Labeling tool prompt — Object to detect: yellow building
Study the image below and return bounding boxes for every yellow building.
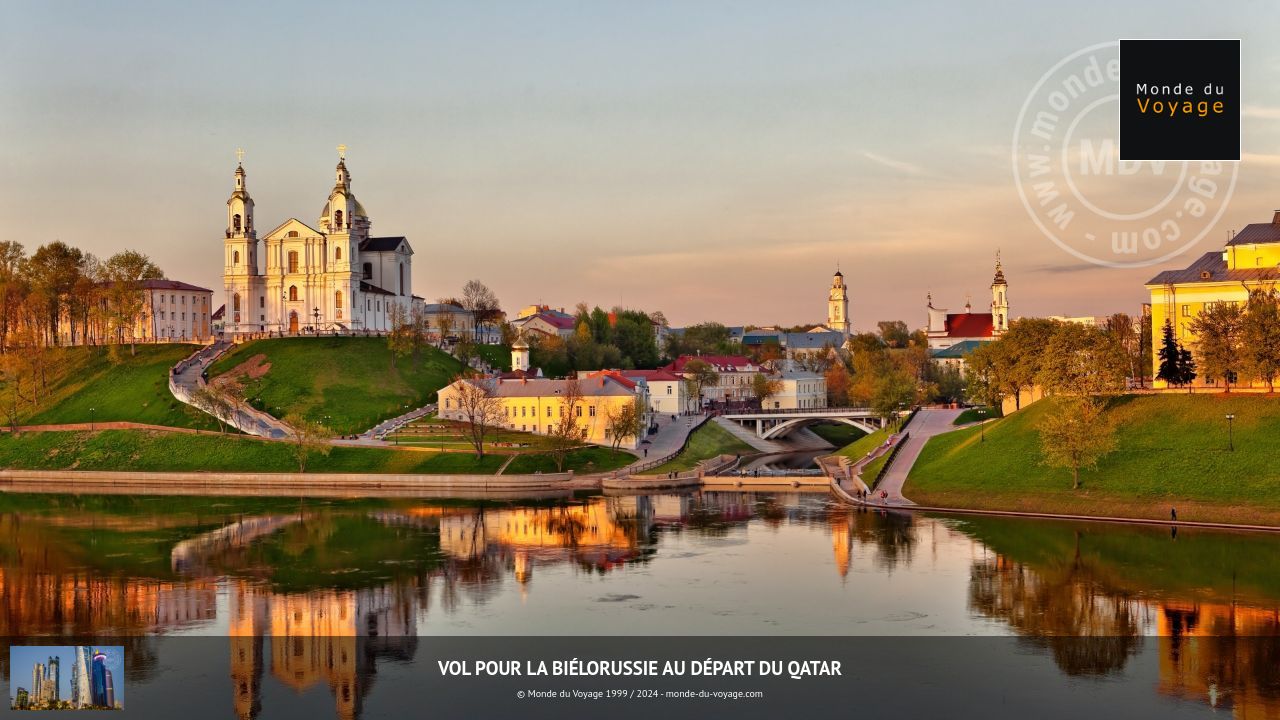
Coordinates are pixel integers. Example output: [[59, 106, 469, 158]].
[[437, 372, 648, 450], [1145, 210, 1280, 389]]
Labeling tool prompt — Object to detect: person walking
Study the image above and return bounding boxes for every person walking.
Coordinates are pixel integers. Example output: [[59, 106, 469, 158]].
[[1171, 507, 1177, 522]]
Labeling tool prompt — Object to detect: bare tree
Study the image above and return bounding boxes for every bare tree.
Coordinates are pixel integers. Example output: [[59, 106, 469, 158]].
[[547, 377, 585, 471], [451, 375, 504, 458], [190, 384, 232, 434], [605, 397, 644, 450], [461, 279, 503, 327]]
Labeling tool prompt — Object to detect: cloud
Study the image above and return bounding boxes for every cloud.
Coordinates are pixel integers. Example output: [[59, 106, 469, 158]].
[[1244, 105, 1280, 120], [860, 150, 932, 177]]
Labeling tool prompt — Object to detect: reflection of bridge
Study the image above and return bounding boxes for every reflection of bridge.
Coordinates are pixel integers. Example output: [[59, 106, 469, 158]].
[[721, 407, 883, 439]]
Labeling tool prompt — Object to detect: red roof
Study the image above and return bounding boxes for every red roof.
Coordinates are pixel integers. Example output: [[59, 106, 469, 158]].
[[622, 369, 682, 382], [664, 355, 757, 373], [582, 370, 638, 390], [944, 313, 994, 339]]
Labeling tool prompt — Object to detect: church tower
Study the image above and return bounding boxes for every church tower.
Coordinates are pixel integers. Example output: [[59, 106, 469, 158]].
[[827, 268, 850, 337], [224, 151, 262, 332], [990, 251, 1009, 335]]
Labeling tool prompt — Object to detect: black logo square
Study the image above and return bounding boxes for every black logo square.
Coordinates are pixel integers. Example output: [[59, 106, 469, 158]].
[[1119, 39, 1240, 161]]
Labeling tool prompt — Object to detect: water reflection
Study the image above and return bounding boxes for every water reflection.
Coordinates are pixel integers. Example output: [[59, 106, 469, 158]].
[[6, 494, 1280, 717]]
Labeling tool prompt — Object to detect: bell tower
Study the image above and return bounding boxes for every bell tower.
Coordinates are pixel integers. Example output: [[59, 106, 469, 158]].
[[827, 268, 850, 338], [225, 150, 258, 277], [990, 251, 1009, 335]]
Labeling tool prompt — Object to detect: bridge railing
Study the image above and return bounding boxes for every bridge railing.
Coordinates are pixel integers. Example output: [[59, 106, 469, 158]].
[[722, 406, 876, 417]]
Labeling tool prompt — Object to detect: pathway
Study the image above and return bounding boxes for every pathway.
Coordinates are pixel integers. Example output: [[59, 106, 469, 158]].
[[169, 341, 293, 440], [619, 413, 708, 473], [873, 407, 965, 506]]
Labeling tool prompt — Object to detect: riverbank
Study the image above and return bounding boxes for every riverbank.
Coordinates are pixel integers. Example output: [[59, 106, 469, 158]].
[[905, 395, 1280, 527]]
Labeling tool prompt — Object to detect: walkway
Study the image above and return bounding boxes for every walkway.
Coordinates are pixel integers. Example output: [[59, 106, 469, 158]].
[[874, 407, 965, 506], [169, 341, 292, 440], [620, 413, 708, 473], [361, 403, 437, 442]]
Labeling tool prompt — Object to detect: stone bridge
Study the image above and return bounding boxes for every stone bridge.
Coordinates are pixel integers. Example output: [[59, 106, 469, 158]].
[[720, 407, 884, 439]]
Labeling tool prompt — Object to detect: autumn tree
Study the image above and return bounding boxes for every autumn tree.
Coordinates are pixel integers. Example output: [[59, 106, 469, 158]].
[[1037, 322, 1127, 397], [452, 375, 504, 458], [102, 250, 164, 354], [1190, 301, 1245, 391], [605, 397, 644, 451], [749, 372, 783, 406], [1038, 396, 1115, 489], [824, 362, 851, 406], [1241, 288, 1280, 391]]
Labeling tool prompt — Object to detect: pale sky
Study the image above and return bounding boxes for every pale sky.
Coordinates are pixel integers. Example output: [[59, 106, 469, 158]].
[[3, 1, 1279, 329]]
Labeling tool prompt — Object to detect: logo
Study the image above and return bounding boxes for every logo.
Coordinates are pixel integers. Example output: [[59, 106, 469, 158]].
[[1012, 41, 1238, 268]]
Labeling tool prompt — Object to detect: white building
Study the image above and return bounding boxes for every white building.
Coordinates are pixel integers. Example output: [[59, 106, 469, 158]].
[[222, 150, 415, 337], [771, 364, 828, 409]]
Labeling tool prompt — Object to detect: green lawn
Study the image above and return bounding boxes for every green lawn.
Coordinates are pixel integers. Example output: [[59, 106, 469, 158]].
[[862, 451, 891, 486], [648, 421, 755, 473], [909, 394, 1280, 525], [0, 430, 505, 474], [470, 343, 511, 372], [503, 446, 634, 474], [809, 422, 866, 447], [20, 344, 219, 430], [834, 426, 890, 460], [207, 337, 462, 434], [953, 406, 1000, 425]]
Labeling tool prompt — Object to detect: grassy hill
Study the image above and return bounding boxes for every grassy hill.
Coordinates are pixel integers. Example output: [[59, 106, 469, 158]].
[[0, 430, 506, 474], [649, 421, 755, 473], [19, 344, 217, 430], [909, 394, 1280, 525], [207, 337, 462, 435]]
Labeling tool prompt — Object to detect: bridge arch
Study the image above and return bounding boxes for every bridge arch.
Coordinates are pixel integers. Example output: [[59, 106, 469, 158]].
[[760, 416, 881, 440]]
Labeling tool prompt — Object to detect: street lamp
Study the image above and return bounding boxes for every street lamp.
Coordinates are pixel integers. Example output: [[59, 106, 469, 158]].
[[978, 408, 987, 443], [1226, 413, 1235, 452], [89, 407, 95, 432], [312, 307, 321, 333]]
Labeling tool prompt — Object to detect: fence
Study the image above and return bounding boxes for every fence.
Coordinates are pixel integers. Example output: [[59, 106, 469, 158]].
[[620, 414, 713, 475], [869, 431, 910, 489]]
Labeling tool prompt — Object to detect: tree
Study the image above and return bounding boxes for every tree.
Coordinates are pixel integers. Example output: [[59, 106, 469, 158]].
[[284, 412, 332, 471], [964, 341, 1003, 409], [871, 366, 916, 422], [1036, 323, 1127, 397], [1189, 301, 1245, 391], [605, 397, 644, 451], [1177, 345, 1197, 390], [1156, 318, 1181, 386], [1241, 288, 1280, 391], [451, 375, 503, 458], [681, 359, 719, 412], [102, 250, 164, 354], [1038, 396, 1115, 489], [1104, 312, 1139, 383], [26, 241, 89, 346], [824, 362, 851, 406], [749, 372, 783, 406], [547, 376, 585, 471], [189, 384, 233, 434], [460, 279, 503, 326], [877, 320, 910, 348], [0, 241, 26, 352]]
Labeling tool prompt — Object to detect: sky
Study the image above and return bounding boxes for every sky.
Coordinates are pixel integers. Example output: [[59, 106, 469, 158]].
[[9, 645, 125, 705], [3, 1, 1280, 329]]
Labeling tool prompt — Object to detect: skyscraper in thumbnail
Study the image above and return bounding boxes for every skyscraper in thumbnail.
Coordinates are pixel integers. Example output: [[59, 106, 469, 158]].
[[32, 662, 43, 704], [47, 656, 60, 703], [92, 650, 108, 707], [105, 668, 115, 708], [72, 646, 94, 708]]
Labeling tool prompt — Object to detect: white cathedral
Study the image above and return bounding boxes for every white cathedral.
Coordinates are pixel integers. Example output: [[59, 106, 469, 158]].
[[222, 150, 415, 336]]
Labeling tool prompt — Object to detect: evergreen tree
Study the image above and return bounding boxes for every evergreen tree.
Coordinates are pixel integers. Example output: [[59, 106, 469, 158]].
[[1177, 345, 1197, 390], [1156, 319, 1181, 385]]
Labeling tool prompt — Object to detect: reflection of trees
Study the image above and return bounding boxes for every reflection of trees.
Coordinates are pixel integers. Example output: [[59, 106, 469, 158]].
[[969, 537, 1143, 676], [841, 508, 918, 571]]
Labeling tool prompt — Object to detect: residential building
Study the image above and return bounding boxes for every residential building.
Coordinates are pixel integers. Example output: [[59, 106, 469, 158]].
[[618, 369, 685, 415], [419, 302, 474, 342], [437, 373, 649, 449], [1144, 209, 1280, 389], [511, 305, 576, 339], [770, 363, 828, 409], [55, 279, 215, 345], [222, 151, 415, 336], [663, 354, 764, 407]]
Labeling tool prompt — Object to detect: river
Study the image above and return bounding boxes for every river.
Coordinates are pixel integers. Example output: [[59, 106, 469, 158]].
[[2, 489, 1277, 717]]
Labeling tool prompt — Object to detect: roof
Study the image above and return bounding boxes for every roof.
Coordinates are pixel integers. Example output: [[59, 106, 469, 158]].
[[580, 370, 638, 390], [783, 331, 844, 350], [359, 236, 408, 252], [930, 339, 989, 359], [942, 313, 994, 339], [360, 281, 395, 296], [140, 279, 213, 293], [518, 312, 576, 330], [618, 369, 682, 382], [1226, 214, 1280, 246], [211, 304, 225, 320], [1146, 250, 1280, 285], [457, 375, 638, 399], [421, 302, 466, 313], [664, 355, 758, 373]]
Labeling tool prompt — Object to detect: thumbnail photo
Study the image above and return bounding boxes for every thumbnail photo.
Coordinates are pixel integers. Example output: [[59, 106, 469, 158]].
[[9, 646, 123, 711]]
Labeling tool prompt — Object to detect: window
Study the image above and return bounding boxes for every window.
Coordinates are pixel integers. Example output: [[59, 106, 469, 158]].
[[546, 406, 552, 418], [288, 251, 299, 273], [334, 209, 343, 228], [336, 246, 342, 261], [233, 250, 240, 265], [399, 263, 405, 295], [232, 293, 241, 312], [259, 296, 264, 308], [589, 406, 596, 417], [576, 406, 582, 417], [334, 290, 343, 309], [232, 214, 241, 232], [362, 262, 372, 280], [1182, 305, 1190, 317], [289, 285, 298, 301]]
